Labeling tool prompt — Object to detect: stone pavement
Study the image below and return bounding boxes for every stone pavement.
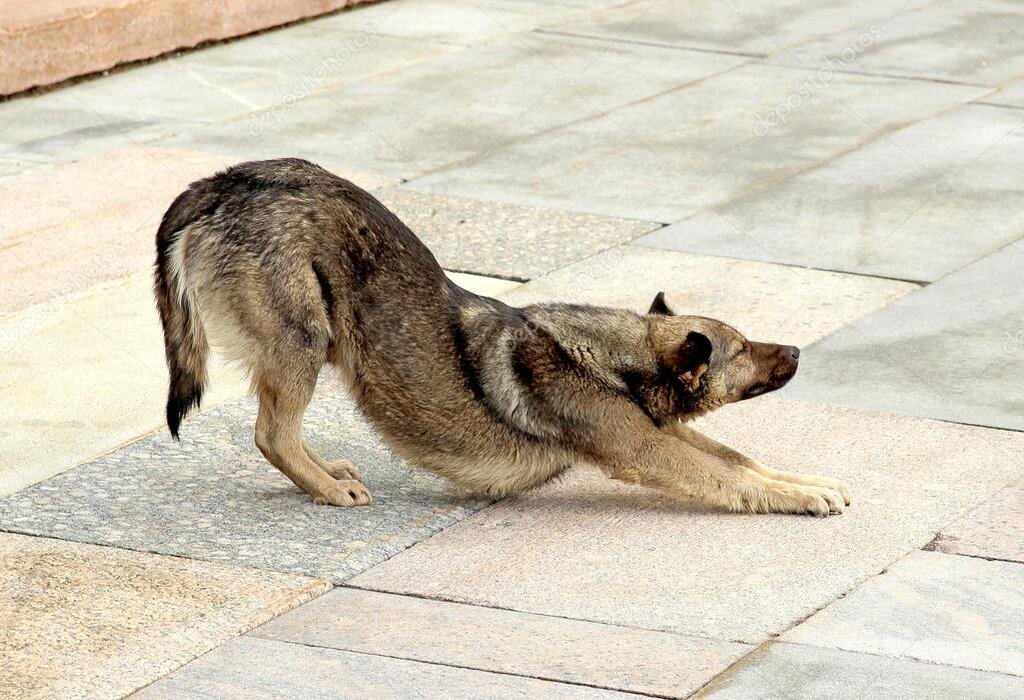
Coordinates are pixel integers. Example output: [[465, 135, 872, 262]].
[[1, 0, 1023, 697]]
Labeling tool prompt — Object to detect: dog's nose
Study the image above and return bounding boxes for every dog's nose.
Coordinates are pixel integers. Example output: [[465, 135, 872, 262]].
[[786, 345, 801, 362]]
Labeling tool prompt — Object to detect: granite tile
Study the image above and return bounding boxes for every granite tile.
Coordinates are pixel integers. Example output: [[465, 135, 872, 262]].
[[699, 642, 1024, 699], [134, 636, 635, 699], [634, 104, 1024, 282], [782, 550, 1024, 676], [160, 31, 744, 181], [254, 587, 751, 697], [0, 371, 489, 581], [539, 0, 934, 56], [778, 0, 1024, 86], [409, 63, 984, 221], [931, 478, 1024, 563], [499, 245, 917, 348], [0, 270, 249, 496], [349, 398, 1024, 643], [784, 244, 1024, 431], [378, 189, 660, 280], [0, 532, 328, 700]]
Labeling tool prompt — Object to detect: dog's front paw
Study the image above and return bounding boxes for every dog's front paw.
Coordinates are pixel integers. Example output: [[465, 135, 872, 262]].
[[323, 459, 363, 483], [769, 483, 844, 517], [313, 479, 373, 507]]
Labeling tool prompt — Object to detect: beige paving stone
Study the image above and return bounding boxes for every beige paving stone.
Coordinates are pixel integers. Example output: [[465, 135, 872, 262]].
[[782, 550, 1024, 676], [0, 532, 329, 700], [0, 146, 391, 315], [350, 399, 1024, 643], [135, 636, 635, 699], [500, 245, 917, 348], [932, 478, 1024, 564], [254, 587, 751, 697], [445, 271, 522, 297], [0, 270, 249, 496], [700, 642, 1024, 698]]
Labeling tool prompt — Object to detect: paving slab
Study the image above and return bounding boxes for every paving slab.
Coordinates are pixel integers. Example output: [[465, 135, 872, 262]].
[[0, 369, 489, 581], [540, 0, 933, 56], [784, 243, 1024, 431], [778, 0, 1024, 86], [634, 103, 1024, 282], [161, 31, 744, 181], [0, 532, 329, 700], [254, 587, 751, 697], [349, 398, 1024, 643], [134, 636, 635, 699], [699, 642, 1024, 699], [980, 80, 1024, 109], [377, 189, 659, 280], [499, 245, 916, 348], [783, 550, 1024, 676], [0, 270, 250, 496], [409, 63, 984, 221], [0, 147, 245, 314], [930, 478, 1024, 564]]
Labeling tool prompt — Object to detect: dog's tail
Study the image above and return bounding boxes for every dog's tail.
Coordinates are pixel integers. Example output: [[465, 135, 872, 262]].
[[154, 184, 214, 439]]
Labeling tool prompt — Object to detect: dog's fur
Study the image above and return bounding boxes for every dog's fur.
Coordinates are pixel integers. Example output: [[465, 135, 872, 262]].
[[155, 159, 850, 516]]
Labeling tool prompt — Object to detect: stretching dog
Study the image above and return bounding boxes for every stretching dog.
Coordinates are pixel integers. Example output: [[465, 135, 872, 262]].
[[155, 159, 850, 516]]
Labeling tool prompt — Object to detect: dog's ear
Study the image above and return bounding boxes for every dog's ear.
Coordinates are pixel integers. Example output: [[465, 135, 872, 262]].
[[662, 331, 712, 390], [648, 291, 674, 316]]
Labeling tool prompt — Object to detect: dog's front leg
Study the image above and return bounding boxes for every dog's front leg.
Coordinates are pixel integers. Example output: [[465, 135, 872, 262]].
[[666, 421, 851, 506], [601, 429, 844, 516]]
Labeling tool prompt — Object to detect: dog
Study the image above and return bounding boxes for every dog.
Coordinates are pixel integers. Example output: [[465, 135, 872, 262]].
[[154, 158, 850, 516]]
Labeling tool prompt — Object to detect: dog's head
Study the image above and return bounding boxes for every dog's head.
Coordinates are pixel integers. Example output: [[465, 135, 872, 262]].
[[641, 291, 800, 420]]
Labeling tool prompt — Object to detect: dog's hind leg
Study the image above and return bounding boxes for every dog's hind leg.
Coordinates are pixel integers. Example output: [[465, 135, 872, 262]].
[[254, 363, 371, 507], [302, 442, 364, 483]]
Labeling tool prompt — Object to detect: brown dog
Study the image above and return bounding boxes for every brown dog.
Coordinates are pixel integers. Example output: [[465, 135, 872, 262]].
[[155, 159, 850, 516]]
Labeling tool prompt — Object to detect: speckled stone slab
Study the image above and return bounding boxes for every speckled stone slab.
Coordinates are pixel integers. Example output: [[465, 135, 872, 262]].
[[499, 245, 917, 348], [0, 373, 488, 582], [134, 636, 634, 699], [634, 104, 1024, 282], [0, 532, 328, 700], [701, 642, 1024, 699], [782, 550, 1024, 676], [376, 189, 659, 280], [253, 587, 751, 697], [350, 398, 1024, 643], [931, 478, 1024, 564], [784, 244, 1024, 431]]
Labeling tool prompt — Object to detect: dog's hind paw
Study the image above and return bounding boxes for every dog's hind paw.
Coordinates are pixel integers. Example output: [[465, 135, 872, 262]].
[[323, 459, 364, 483], [313, 479, 373, 507]]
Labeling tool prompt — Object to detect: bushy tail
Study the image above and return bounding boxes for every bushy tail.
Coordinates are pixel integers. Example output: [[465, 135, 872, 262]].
[[154, 188, 212, 439]]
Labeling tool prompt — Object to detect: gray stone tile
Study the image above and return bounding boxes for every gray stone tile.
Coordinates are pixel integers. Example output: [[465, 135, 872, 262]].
[[350, 398, 1024, 644], [782, 550, 1024, 676], [0, 374, 488, 583], [315, 0, 603, 46], [498, 245, 916, 348], [409, 63, 984, 221], [634, 104, 1024, 282], [980, 80, 1024, 109], [931, 478, 1024, 564], [254, 587, 751, 698], [778, 0, 1024, 86], [700, 642, 1024, 699], [784, 244, 1024, 430], [376, 189, 659, 279], [540, 0, 934, 57], [161, 32, 744, 181], [134, 636, 635, 699]]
